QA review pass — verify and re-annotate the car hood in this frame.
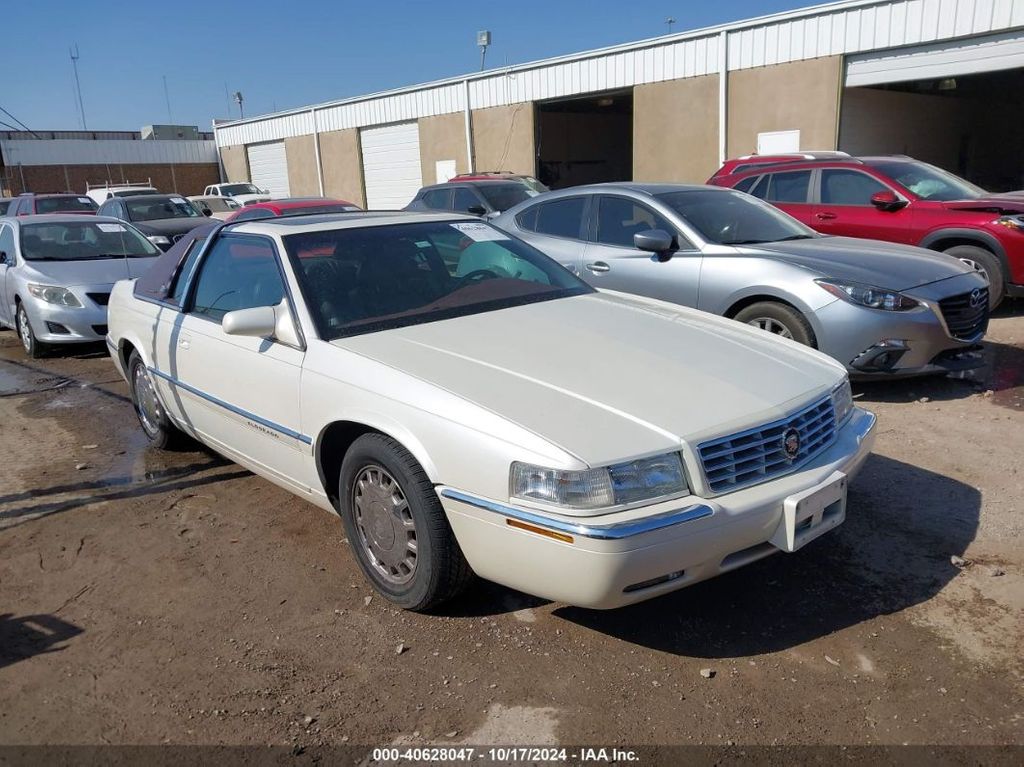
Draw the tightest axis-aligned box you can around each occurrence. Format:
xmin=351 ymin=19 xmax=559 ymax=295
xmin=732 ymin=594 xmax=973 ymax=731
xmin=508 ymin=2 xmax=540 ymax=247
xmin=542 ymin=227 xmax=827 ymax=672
xmin=131 ymin=218 xmax=210 ymax=236
xmin=232 ymin=194 xmax=272 ymax=205
xmin=740 ymin=236 xmax=974 ymax=291
xmin=334 ymin=292 xmax=844 ymax=466
xmin=20 ymin=256 xmax=158 ymax=287
xmin=940 ymin=195 xmax=1024 ymax=213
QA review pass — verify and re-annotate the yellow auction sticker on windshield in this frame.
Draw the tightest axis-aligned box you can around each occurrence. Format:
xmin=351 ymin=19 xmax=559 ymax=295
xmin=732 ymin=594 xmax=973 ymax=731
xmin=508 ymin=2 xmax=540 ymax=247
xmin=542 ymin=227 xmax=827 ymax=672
xmin=450 ymin=222 xmax=510 ymax=242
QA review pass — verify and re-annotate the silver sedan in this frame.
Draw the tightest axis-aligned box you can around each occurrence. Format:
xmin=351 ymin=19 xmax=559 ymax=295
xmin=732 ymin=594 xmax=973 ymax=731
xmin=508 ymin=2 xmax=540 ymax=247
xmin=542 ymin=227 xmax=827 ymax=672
xmin=494 ymin=183 xmax=989 ymax=377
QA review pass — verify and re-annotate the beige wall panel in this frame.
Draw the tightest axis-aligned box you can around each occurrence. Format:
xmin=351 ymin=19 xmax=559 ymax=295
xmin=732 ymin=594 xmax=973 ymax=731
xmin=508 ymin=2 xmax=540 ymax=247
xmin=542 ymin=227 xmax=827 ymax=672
xmin=220 ymin=145 xmax=249 ymax=182
xmin=319 ymin=128 xmax=366 ymax=207
xmin=418 ymin=113 xmax=468 ymax=184
xmin=284 ymin=135 xmax=319 ymax=196
xmin=727 ymin=56 xmax=843 ymax=157
xmin=471 ymin=103 xmax=535 ymax=174
xmin=634 ymin=74 xmax=719 ymax=183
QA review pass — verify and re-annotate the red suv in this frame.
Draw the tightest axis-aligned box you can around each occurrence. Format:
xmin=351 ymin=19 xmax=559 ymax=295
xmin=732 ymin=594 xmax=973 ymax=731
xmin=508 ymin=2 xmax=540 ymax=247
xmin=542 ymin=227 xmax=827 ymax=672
xmin=709 ymin=154 xmax=1024 ymax=307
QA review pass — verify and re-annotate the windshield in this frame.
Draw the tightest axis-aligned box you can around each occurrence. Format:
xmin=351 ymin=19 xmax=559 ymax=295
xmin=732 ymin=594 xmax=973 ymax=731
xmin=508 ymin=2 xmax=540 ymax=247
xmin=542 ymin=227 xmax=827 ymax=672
xmin=221 ymin=184 xmax=260 ymax=196
xmin=477 ymin=184 xmax=534 ymax=212
xmin=520 ymin=176 xmax=550 ymax=194
xmin=284 ymin=220 xmax=592 ymax=339
xmin=111 ymin=189 xmax=158 ymax=197
xmin=276 ymin=203 xmax=361 ymax=218
xmin=126 ymin=197 xmax=201 ymax=222
xmin=657 ymin=189 xmax=815 ymax=245
xmin=20 ymin=221 xmax=161 ymax=260
xmin=865 ymin=160 xmax=986 ymax=201
xmin=36 ymin=196 xmax=98 ymax=214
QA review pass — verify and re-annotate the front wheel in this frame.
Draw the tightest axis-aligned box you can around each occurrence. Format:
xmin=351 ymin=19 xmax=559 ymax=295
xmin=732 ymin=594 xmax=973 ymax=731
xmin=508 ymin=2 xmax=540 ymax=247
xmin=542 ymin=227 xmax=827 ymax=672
xmin=339 ymin=433 xmax=473 ymax=611
xmin=734 ymin=301 xmax=816 ymax=348
xmin=16 ymin=303 xmax=45 ymax=359
xmin=128 ymin=350 xmax=186 ymax=450
xmin=944 ymin=245 xmax=1004 ymax=310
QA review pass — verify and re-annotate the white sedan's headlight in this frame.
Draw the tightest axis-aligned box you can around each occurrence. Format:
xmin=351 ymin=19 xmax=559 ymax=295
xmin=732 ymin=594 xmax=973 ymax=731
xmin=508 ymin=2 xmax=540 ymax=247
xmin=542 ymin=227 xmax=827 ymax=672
xmin=147 ymin=235 xmax=171 ymax=247
xmin=831 ymin=378 xmax=854 ymax=427
xmin=510 ymin=452 xmax=688 ymax=511
xmin=27 ymin=284 xmax=82 ymax=308
xmin=815 ymin=278 xmax=919 ymax=311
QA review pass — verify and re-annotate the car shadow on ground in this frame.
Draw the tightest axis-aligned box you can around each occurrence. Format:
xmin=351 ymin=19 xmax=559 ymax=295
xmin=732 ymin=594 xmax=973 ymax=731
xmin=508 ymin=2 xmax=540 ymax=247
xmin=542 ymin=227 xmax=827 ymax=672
xmin=0 ymin=613 xmax=83 ymax=669
xmin=550 ymin=454 xmax=979 ymax=657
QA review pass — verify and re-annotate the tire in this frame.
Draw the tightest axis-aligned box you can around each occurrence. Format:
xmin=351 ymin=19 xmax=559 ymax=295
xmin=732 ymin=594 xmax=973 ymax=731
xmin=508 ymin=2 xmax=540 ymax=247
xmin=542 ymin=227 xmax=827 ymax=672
xmin=943 ymin=245 xmax=1004 ymax=310
xmin=733 ymin=301 xmax=816 ymax=348
xmin=127 ymin=350 xmax=186 ymax=450
xmin=339 ymin=433 xmax=473 ymax=611
xmin=16 ymin=302 xmax=45 ymax=359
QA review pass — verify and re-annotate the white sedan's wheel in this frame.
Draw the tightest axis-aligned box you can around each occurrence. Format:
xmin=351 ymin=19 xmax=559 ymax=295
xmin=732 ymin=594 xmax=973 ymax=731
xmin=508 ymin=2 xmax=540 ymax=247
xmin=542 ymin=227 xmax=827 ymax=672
xmin=352 ymin=464 xmax=418 ymax=585
xmin=127 ymin=351 xmax=186 ymax=450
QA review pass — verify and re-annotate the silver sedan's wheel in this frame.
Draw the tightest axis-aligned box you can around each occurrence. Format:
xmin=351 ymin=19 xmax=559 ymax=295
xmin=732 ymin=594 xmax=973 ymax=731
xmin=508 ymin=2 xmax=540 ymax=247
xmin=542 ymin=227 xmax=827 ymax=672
xmin=16 ymin=304 xmax=42 ymax=358
xmin=352 ymin=464 xmax=418 ymax=585
xmin=746 ymin=317 xmax=794 ymax=339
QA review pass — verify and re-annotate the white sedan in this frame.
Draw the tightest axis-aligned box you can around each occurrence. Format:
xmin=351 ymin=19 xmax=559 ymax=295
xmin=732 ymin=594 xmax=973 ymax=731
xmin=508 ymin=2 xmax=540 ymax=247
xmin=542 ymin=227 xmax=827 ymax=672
xmin=106 ymin=212 xmax=876 ymax=611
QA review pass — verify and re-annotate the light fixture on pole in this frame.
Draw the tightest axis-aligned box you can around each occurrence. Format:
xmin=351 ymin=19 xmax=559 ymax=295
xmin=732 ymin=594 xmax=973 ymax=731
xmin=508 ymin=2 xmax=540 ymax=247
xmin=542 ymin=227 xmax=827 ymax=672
xmin=666 ymin=17 xmax=676 ymax=34
xmin=477 ymin=30 xmax=491 ymax=71
xmin=233 ymin=91 xmax=245 ymax=119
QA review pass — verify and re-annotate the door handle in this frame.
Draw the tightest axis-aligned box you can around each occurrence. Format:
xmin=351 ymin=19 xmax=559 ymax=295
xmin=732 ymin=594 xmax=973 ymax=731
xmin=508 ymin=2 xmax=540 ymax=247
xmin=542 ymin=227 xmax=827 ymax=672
xmin=815 ymin=212 xmax=837 ymax=221
xmin=586 ymin=261 xmax=610 ymax=273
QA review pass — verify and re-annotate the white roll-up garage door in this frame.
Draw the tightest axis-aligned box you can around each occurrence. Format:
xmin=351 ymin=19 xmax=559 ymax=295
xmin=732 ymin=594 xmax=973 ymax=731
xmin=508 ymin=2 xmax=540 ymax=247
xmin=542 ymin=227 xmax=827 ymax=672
xmin=246 ymin=141 xmax=290 ymax=199
xmin=360 ymin=122 xmax=423 ymax=210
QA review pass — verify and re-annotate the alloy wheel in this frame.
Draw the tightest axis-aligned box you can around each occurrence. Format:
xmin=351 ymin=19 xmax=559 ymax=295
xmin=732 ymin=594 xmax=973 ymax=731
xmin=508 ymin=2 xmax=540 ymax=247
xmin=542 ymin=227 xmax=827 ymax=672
xmin=17 ymin=306 xmax=32 ymax=353
xmin=747 ymin=317 xmax=794 ymax=339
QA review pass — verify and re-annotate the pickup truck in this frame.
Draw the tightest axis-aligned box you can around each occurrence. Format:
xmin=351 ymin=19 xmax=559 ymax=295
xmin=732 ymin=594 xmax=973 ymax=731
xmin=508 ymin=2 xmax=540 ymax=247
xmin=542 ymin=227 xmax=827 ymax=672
xmin=203 ymin=183 xmax=271 ymax=207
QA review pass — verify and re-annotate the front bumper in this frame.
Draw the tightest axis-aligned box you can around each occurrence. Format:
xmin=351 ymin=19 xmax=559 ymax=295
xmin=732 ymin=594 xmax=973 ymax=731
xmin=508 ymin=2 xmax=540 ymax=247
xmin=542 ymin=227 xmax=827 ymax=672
xmin=21 ymin=288 xmax=111 ymax=345
xmin=439 ymin=407 xmax=876 ymax=609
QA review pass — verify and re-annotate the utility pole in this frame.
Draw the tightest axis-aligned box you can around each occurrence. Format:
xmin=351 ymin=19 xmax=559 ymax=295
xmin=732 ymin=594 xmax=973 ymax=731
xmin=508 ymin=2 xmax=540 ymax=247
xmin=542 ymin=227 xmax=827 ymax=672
xmin=163 ymin=75 xmax=173 ymax=123
xmin=477 ymin=30 xmax=491 ymax=71
xmin=70 ymin=44 xmax=87 ymax=130
xmin=233 ymin=91 xmax=245 ymax=119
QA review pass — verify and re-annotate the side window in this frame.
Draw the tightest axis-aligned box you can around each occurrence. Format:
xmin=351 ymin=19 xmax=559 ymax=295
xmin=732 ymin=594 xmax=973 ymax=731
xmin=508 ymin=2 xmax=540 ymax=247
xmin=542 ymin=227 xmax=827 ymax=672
xmin=533 ymin=197 xmax=587 ymax=240
xmin=452 ymin=187 xmax=482 ymax=213
xmin=765 ymin=171 xmax=811 ymax=204
xmin=516 ymin=206 xmax=539 ymax=232
xmin=820 ymin=169 xmax=889 ymax=206
xmin=734 ymin=176 xmax=759 ymax=193
xmin=189 ymin=235 xmax=285 ymax=321
xmin=421 ymin=189 xmax=451 ymax=210
xmin=595 ymin=197 xmax=678 ymax=249
xmin=168 ymin=238 xmax=207 ymax=305
xmin=0 ymin=225 xmax=15 ymax=263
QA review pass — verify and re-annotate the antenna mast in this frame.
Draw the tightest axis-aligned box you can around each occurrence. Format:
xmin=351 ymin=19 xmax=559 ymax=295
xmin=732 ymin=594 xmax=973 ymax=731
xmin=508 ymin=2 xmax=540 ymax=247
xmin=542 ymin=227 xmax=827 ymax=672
xmin=70 ymin=44 xmax=87 ymax=130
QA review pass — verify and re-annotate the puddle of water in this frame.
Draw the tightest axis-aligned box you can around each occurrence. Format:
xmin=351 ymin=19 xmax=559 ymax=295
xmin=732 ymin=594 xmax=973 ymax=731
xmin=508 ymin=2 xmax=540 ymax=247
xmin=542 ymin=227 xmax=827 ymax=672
xmin=985 ymin=342 xmax=1024 ymax=410
xmin=0 ymin=360 xmax=67 ymax=396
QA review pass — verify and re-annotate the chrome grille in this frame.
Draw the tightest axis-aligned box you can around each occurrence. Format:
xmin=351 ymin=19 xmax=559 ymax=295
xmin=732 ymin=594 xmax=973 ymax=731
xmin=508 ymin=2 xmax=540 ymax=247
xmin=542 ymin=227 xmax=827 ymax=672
xmin=698 ymin=396 xmax=836 ymax=494
xmin=938 ymin=288 xmax=988 ymax=340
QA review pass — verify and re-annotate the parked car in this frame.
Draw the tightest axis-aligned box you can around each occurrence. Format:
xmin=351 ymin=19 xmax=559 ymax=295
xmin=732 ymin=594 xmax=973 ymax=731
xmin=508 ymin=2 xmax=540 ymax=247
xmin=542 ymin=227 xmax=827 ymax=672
xmin=203 ymin=183 xmax=271 ymax=207
xmin=0 ymin=215 xmax=160 ymax=357
xmin=224 ymin=197 xmax=361 ymax=222
xmin=0 ymin=198 xmax=15 ymax=216
xmin=709 ymin=154 xmax=1024 ymax=307
xmin=107 ymin=212 xmax=875 ymax=610
xmin=85 ymin=181 xmax=160 ymax=205
xmin=10 ymin=193 xmax=98 ymax=216
xmin=450 ymin=172 xmax=550 ymax=194
xmin=405 ymin=180 xmax=538 ymax=218
xmin=188 ymin=195 xmax=241 ymax=220
xmin=494 ymin=183 xmax=989 ymax=378
xmin=97 ymin=194 xmax=209 ymax=251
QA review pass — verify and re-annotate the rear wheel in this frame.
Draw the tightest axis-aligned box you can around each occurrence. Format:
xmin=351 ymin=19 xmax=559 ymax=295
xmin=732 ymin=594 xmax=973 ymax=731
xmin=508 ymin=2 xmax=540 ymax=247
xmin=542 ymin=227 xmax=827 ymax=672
xmin=734 ymin=301 xmax=816 ymax=348
xmin=16 ymin=302 xmax=45 ymax=359
xmin=128 ymin=350 xmax=186 ymax=450
xmin=339 ymin=433 xmax=473 ymax=611
xmin=943 ymin=245 xmax=1004 ymax=309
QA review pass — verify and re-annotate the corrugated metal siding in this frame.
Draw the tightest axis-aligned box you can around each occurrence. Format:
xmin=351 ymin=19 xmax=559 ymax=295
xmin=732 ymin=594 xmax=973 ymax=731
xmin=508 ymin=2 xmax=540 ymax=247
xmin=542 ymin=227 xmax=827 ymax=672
xmin=215 ymin=0 xmax=1024 ymax=147
xmin=0 ymin=139 xmax=217 ymax=166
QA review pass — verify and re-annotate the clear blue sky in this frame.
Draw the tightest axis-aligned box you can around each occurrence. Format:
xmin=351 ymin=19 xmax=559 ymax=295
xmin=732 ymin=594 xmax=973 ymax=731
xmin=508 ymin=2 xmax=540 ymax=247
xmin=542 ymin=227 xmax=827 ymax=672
xmin=2 ymin=0 xmax=812 ymax=132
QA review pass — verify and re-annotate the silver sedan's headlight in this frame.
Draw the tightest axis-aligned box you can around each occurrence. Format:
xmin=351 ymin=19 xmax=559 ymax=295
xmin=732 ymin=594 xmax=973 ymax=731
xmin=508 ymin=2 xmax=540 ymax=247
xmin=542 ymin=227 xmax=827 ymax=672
xmin=831 ymin=378 xmax=854 ymax=427
xmin=815 ymin=278 xmax=919 ymax=311
xmin=27 ymin=284 xmax=82 ymax=308
xmin=510 ymin=452 xmax=688 ymax=511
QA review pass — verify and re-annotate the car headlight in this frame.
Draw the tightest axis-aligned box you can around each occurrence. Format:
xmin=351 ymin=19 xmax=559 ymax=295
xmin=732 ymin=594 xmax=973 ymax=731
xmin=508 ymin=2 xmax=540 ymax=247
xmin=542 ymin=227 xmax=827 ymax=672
xmin=994 ymin=215 xmax=1024 ymax=232
xmin=815 ymin=278 xmax=919 ymax=311
xmin=27 ymin=284 xmax=82 ymax=308
xmin=831 ymin=378 xmax=854 ymax=427
xmin=147 ymin=235 xmax=171 ymax=247
xmin=510 ymin=452 xmax=688 ymax=511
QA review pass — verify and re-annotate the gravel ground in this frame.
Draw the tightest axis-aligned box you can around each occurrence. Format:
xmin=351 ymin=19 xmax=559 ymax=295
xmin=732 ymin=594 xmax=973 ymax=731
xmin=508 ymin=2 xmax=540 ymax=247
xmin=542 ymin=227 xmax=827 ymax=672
xmin=0 ymin=305 xmax=1022 ymax=754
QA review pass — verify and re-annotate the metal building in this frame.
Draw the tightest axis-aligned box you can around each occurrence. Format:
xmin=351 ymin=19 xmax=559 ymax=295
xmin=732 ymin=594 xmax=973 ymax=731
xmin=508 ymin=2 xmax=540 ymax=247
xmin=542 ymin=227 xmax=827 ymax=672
xmin=213 ymin=0 xmax=1024 ymax=208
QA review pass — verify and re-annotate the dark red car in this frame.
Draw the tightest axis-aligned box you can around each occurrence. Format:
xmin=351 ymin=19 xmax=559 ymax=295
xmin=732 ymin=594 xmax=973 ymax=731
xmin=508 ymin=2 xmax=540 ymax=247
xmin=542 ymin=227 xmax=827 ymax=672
xmin=11 ymin=194 xmax=98 ymax=216
xmin=709 ymin=154 xmax=1024 ymax=307
xmin=225 ymin=197 xmax=361 ymax=222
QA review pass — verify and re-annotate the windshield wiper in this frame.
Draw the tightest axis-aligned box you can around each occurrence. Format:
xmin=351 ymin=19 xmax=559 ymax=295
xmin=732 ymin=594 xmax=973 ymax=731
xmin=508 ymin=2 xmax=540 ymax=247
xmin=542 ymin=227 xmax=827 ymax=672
xmin=720 ymin=239 xmax=768 ymax=245
xmin=774 ymin=234 xmax=815 ymax=241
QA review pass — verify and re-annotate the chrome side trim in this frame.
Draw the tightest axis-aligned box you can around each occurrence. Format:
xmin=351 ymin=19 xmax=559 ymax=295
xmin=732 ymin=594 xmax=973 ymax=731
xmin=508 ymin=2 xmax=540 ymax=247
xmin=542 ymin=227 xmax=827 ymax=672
xmin=439 ymin=488 xmax=713 ymax=540
xmin=148 ymin=366 xmax=312 ymax=445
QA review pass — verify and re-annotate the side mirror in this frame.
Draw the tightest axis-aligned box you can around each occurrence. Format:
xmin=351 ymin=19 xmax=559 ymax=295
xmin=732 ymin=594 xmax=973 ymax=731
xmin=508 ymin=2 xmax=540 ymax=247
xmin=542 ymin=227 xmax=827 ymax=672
xmin=467 ymin=204 xmax=487 ymax=216
xmin=221 ymin=300 xmax=301 ymax=347
xmin=870 ymin=190 xmax=906 ymax=211
xmin=634 ymin=228 xmax=675 ymax=255
xmin=0 ymin=251 xmax=7 ymax=265
xmin=201 ymin=207 xmax=213 ymax=217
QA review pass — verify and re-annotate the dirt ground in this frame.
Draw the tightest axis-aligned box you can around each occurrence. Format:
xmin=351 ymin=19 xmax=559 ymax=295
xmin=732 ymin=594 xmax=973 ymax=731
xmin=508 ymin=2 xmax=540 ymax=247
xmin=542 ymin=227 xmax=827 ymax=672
xmin=1 ymin=304 xmax=1022 ymax=755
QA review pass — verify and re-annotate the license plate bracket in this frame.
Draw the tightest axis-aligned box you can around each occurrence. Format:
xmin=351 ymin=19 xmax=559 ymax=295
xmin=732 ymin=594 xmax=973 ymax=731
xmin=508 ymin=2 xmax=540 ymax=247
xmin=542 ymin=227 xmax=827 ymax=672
xmin=770 ymin=470 xmax=848 ymax=553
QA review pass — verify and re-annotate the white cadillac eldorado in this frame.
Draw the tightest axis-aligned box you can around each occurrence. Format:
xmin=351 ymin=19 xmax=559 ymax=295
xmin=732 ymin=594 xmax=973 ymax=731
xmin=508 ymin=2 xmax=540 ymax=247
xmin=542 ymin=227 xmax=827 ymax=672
xmin=106 ymin=212 xmax=876 ymax=611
